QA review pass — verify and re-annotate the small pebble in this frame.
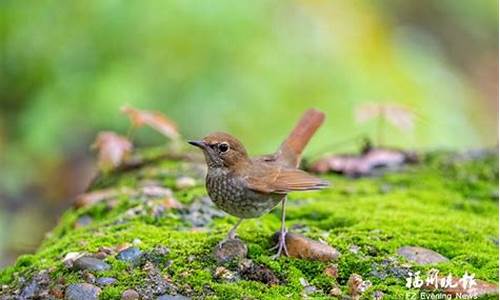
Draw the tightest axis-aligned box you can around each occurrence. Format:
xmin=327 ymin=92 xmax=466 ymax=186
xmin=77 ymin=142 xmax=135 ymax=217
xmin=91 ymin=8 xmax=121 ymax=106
xmin=373 ymin=290 xmax=384 ymax=299
xmin=96 ymin=277 xmax=117 ymax=286
xmin=83 ymin=271 xmax=96 ymax=284
xmin=213 ymin=266 xmax=237 ymax=282
xmin=303 ymin=285 xmax=317 ymax=295
xmin=116 ymin=247 xmax=143 ymax=266
xmin=64 ymin=283 xmax=101 ymax=300
xmin=20 ymin=281 xmax=39 ymax=299
xmin=213 ymin=239 xmax=247 ymax=263
xmin=152 ymin=245 xmax=169 ymax=256
xmin=299 ymin=277 xmax=317 ymax=295
xmin=73 ymin=256 xmax=110 ymax=272
xmin=238 ymin=259 xmax=279 ymax=285
xmin=324 ymin=264 xmax=339 ymax=278
xmin=157 ymin=295 xmax=192 ymax=300
xmin=74 ymin=215 xmax=93 ymax=228
xmin=329 ymin=286 xmax=341 ymax=297
xmin=349 ymin=245 xmax=361 ymax=254
xmin=18 ymin=271 xmax=51 ymax=298
xmin=299 ymin=277 xmax=308 ymax=287
xmin=94 ymin=251 xmax=108 ymax=259
xmin=397 ymin=246 xmax=449 ymax=265
xmin=121 ymin=289 xmax=140 ymax=300
xmin=238 ymin=258 xmax=253 ymax=271
xmin=50 ymin=285 xmax=65 ymax=298
xmin=143 ymin=245 xmax=170 ymax=266
xmin=98 ymin=246 xmax=115 ymax=255
xmin=348 ymin=274 xmax=372 ymax=299
xmin=63 ymin=252 xmax=85 ymax=268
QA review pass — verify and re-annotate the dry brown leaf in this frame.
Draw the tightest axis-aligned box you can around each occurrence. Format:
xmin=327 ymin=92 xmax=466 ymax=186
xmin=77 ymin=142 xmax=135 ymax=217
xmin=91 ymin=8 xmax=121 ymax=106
xmin=92 ymin=131 xmax=133 ymax=172
xmin=308 ymin=147 xmax=418 ymax=177
xmin=121 ymin=106 xmax=179 ymax=140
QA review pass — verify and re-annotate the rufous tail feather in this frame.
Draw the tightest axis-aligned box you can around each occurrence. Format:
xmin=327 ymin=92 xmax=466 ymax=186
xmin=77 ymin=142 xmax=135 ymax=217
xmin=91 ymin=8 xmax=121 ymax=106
xmin=276 ymin=108 xmax=325 ymax=167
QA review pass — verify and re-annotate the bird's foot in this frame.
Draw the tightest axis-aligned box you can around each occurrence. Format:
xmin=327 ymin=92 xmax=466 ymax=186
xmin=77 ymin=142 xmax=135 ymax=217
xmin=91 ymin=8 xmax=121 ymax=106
xmin=217 ymin=239 xmax=229 ymax=249
xmin=270 ymin=230 xmax=289 ymax=259
xmin=218 ymin=232 xmax=238 ymax=249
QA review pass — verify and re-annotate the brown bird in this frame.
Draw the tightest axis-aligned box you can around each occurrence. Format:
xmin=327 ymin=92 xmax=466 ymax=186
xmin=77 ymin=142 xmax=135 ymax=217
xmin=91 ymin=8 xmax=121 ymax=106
xmin=188 ymin=109 xmax=329 ymax=257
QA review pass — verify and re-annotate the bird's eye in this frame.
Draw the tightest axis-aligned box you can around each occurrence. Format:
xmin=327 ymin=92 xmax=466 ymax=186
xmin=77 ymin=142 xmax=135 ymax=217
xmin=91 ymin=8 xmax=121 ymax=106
xmin=218 ymin=142 xmax=229 ymax=153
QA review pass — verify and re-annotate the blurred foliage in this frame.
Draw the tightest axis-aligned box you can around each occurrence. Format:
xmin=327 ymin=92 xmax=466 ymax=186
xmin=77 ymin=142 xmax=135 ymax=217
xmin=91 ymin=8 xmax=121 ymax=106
xmin=0 ymin=0 xmax=497 ymax=266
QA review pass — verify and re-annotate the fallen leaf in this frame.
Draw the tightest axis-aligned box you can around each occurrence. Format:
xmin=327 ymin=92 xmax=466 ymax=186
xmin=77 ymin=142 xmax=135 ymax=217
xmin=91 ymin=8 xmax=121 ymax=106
xmin=273 ymin=232 xmax=340 ymax=262
xmin=121 ymin=106 xmax=179 ymax=140
xmin=362 ymin=148 xmax=411 ymax=170
xmin=308 ymin=146 xmax=418 ymax=177
xmin=92 ymin=131 xmax=133 ymax=172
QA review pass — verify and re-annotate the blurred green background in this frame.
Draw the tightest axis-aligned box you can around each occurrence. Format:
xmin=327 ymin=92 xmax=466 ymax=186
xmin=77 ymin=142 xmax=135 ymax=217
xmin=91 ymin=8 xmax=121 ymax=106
xmin=0 ymin=0 xmax=497 ymax=266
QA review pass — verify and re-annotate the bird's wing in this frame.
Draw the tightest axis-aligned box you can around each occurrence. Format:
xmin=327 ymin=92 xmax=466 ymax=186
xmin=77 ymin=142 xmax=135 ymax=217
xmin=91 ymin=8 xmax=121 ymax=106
xmin=244 ymin=164 xmax=330 ymax=194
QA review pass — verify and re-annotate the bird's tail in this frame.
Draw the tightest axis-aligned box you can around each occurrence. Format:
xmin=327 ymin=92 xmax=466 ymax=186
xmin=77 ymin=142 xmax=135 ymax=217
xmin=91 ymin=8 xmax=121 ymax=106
xmin=276 ymin=108 xmax=325 ymax=167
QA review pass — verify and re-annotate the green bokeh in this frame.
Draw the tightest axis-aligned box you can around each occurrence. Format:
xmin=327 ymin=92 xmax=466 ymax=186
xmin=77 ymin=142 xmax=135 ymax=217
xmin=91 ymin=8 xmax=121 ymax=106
xmin=0 ymin=0 xmax=497 ymax=192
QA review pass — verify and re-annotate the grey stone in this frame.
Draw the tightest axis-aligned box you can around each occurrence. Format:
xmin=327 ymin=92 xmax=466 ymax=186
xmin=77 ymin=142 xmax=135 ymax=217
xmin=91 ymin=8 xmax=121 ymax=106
xmin=64 ymin=283 xmax=101 ymax=300
xmin=121 ymin=289 xmax=140 ymax=300
xmin=157 ymin=295 xmax=191 ymax=300
xmin=213 ymin=239 xmax=247 ymax=263
xmin=73 ymin=256 xmax=110 ymax=272
xmin=397 ymin=246 xmax=449 ymax=265
xmin=96 ymin=277 xmax=117 ymax=286
xmin=116 ymin=247 xmax=143 ymax=265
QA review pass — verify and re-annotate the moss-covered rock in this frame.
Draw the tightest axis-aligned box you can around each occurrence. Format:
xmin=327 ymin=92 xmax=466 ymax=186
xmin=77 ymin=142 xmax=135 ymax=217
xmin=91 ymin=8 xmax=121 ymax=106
xmin=0 ymin=149 xmax=498 ymax=299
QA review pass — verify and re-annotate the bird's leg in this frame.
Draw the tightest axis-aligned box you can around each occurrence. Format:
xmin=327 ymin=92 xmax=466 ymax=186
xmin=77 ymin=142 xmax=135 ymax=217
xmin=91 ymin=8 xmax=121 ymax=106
xmin=218 ymin=218 xmax=243 ymax=247
xmin=271 ymin=196 xmax=289 ymax=259
xmin=227 ymin=218 xmax=243 ymax=240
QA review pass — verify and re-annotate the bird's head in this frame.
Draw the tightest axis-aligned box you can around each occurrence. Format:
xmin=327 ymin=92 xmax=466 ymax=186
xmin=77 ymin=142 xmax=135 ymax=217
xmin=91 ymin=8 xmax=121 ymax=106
xmin=189 ymin=132 xmax=250 ymax=169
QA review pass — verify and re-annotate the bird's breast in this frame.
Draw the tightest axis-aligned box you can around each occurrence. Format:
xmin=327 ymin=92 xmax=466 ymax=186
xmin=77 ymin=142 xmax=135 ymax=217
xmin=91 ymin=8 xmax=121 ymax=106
xmin=205 ymin=171 xmax=283 ymax=219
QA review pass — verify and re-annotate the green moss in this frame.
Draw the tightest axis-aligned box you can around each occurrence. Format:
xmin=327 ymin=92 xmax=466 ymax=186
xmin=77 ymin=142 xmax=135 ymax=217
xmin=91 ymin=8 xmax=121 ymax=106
xmin=1 ymin=150 xmax=498 ymax=299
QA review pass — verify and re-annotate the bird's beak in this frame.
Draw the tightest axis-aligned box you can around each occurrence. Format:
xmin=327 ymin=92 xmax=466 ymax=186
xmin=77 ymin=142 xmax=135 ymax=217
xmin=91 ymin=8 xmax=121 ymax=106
xmin=188 ymin=140 xmax=207 ymax=150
